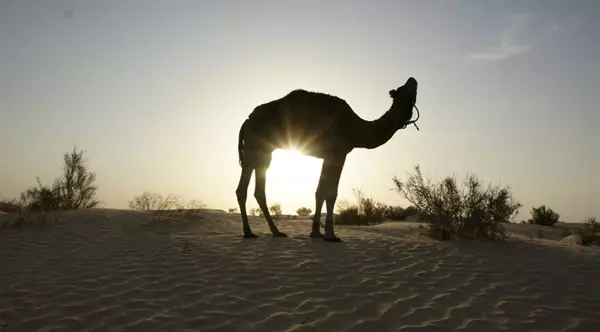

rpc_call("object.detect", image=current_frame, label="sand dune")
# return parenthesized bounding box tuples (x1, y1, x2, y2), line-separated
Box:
(1, 209, 599, 332)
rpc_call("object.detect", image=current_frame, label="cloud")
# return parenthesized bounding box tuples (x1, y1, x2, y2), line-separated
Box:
(469, 14, 535, 61)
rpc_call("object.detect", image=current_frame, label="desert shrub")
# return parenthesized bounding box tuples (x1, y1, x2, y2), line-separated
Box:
(296, 207, 312, 217)
(529, 205, 560, 227)
(336, 189, 386, 226)
(250, 208, 261, 216)
(584, 217, 598, 234)
(579, 217, 600, 246)
(20, 147, 99, 211)
(380, 205, 408, 221)
(0, 198, 21, 214)
(392, 165, 521, 240)
(129, 191, 176, 211)
(1, 196, 58, 228)
(404, 205, 421, 217)
(269, 203, 282, 219)
(228, 208, 238, 213)
(2, 147, 98, 228)
(129, 191, 205, 220)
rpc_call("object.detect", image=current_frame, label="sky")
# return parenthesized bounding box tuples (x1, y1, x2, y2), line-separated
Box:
(1, 0, 598, 222)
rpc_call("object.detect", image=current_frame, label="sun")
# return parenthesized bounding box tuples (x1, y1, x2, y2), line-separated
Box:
(266, 149, 323, 200)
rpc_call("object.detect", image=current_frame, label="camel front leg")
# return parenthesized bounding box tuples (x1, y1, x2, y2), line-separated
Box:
(315, 156, 346, 242)
(310, 160, 330, 238)
(236, 162, 257, 238)
(254, 163, 287, 237)
(310, 189, 326, 238)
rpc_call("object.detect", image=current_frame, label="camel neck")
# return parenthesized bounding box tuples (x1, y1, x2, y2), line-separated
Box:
(354, 110, 399, 149)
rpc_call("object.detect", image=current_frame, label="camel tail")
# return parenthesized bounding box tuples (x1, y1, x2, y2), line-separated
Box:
(238, 119, 248, 167)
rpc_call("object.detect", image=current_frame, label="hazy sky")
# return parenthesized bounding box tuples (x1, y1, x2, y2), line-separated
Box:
(1, 0, 598, 222)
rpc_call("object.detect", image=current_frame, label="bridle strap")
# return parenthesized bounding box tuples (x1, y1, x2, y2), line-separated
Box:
(401, 104, 420, 131)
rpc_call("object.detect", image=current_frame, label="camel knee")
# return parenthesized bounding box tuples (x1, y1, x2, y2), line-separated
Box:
(236, 188, 247, 203)
(254, 191, 266, 204)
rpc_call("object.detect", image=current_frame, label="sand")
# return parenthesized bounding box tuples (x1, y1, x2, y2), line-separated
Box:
(1, 209, 599, 332)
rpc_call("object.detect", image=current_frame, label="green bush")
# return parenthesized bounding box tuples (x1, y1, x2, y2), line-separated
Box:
(392, 165, 521, 240)
(529, 205, 560, 227)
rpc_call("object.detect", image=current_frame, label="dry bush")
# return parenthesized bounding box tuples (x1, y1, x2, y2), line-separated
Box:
(584, 217, 598, 234)
(393, 165, 521, 241)
(129, 191, 205, 221)
(269, 203, 282, 219)
(529, 205, 560, 227)
(296, 207, 312, 217)
(579, 217, 600, 246)
(21, 147, 99, 212)
(228, 208, 238, 213)
(1, 197, 57, 228)
(336, 189, 386, 226)
(0, 197, 20, 214)
(382, 205, 407, 221)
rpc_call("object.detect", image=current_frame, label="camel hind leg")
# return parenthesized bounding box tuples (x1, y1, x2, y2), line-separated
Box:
(236, 159, 257, 238)
(254, 153, 287, 237)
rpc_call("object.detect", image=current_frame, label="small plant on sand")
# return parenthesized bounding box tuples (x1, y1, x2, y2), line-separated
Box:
(528, 205, 560, 227)
(296, 207, 312, 217)
(1, 196, 57, 228)
(578, 217, 600, 246)
(382, 205, 407, 221)
(269, 203, 282, 219)
(392, 165, 521, 240)
(129, 192, 205, 221)
(0, 197, 20, 214)
(228, 208, 238, 213)
(584, 217, 598, 233)
(183, 199, 207, 217)
(336, 189, 386, 226)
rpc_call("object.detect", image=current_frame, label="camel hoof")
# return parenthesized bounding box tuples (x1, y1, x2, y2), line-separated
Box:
(309, 232, 323, 238)
(273, 232, 288, 237)
(323, 235, 342, 242)
(243, 233, 259, 238)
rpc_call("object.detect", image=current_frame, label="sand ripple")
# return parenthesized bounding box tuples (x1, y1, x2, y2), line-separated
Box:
(1, 209, 600, 331)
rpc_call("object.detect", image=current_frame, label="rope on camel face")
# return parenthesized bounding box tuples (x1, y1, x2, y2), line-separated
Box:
(401, 104, 420, 131)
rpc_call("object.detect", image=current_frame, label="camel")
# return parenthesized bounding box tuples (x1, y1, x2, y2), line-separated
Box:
(235, 77, 419, 242)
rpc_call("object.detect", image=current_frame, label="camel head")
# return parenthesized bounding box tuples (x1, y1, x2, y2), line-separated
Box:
(388, 77, 418, 128)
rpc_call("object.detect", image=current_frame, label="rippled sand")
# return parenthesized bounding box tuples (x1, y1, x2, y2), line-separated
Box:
(1, 209, 599, 331)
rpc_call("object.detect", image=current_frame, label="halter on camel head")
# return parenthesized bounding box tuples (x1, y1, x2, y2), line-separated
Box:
(389, 77, 421, 131)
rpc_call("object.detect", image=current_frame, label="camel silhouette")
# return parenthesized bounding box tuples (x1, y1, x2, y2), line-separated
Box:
(236, 77, 419, 242)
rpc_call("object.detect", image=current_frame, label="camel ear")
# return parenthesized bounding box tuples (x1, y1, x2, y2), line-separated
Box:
(389, 89, 396, 98)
